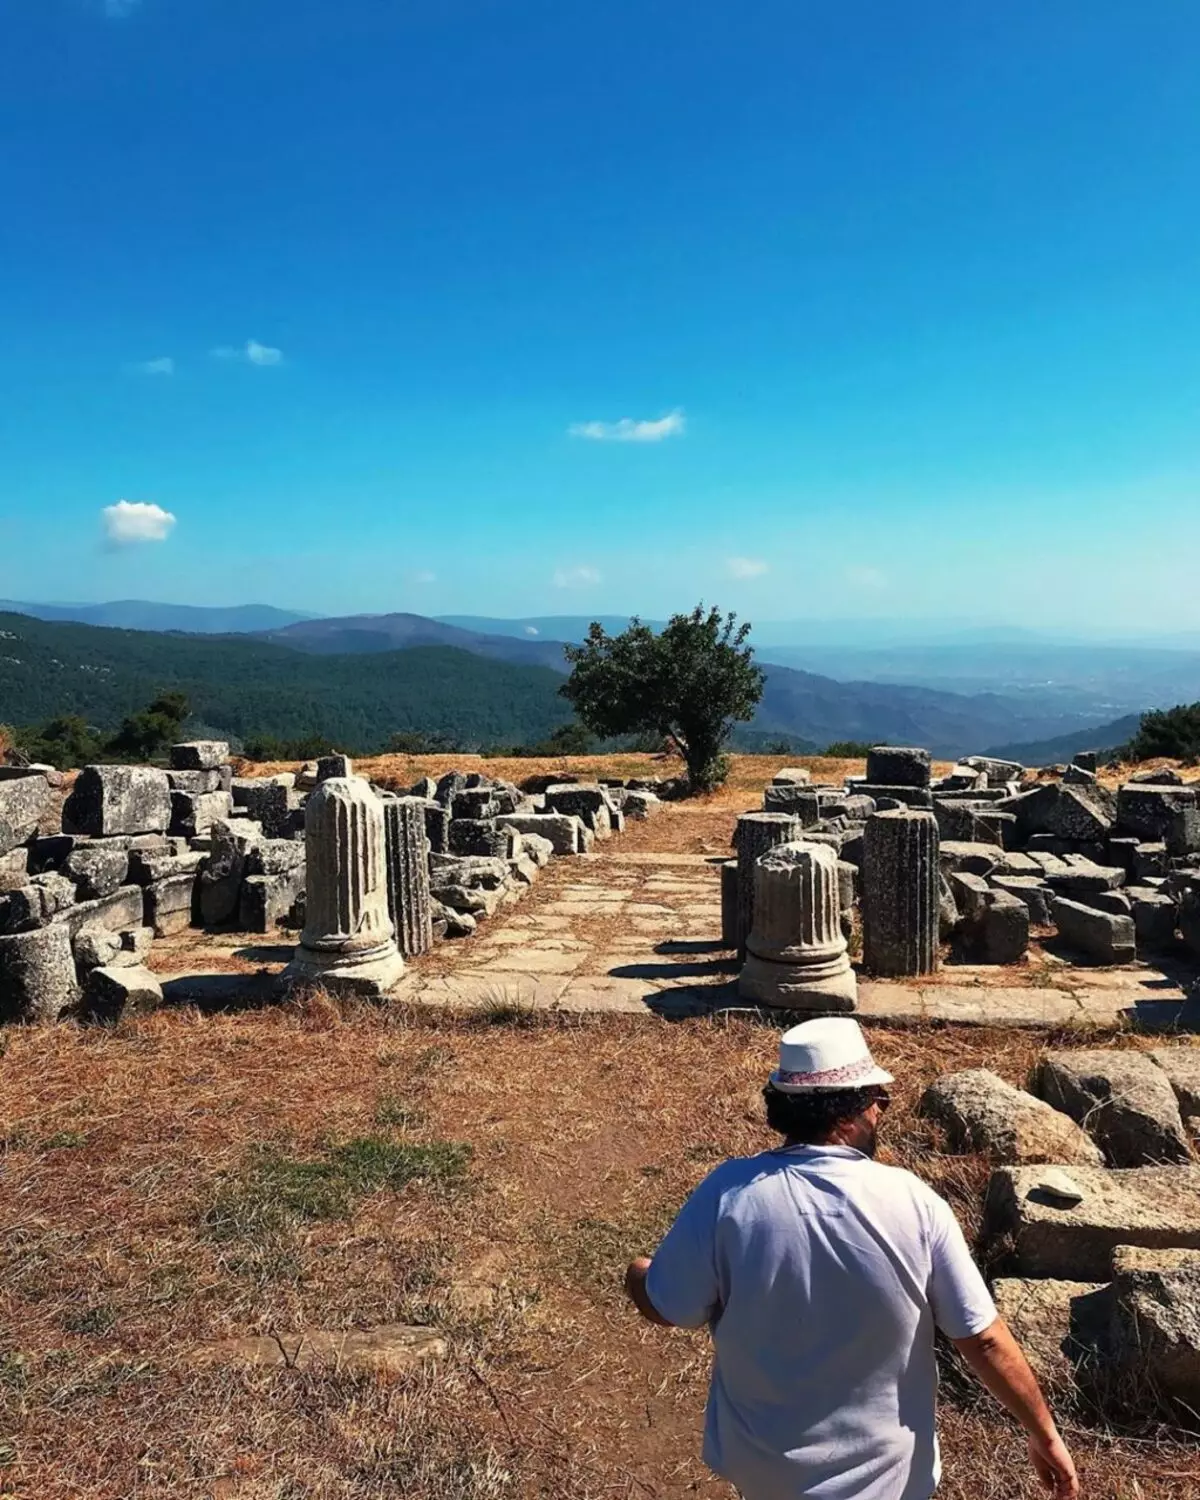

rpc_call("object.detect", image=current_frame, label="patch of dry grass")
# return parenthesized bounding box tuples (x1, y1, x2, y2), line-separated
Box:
(2, 1001, 1197, 1498)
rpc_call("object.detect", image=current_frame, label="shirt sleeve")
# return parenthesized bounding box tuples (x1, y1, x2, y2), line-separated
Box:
(644, 1172, 723, 1329)
(926, 1193, 997, 1341)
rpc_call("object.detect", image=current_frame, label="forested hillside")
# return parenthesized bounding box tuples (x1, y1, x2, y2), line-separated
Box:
(0, 612, 567, 750)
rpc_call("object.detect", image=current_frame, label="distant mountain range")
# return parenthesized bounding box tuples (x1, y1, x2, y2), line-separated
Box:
(253, 612, 571, 672)
(984, 715, 1143, 764)
(0, 598, 313, 634)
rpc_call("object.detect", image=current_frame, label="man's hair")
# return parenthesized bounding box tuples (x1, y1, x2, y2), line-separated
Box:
(763, 1084, 877, 1142)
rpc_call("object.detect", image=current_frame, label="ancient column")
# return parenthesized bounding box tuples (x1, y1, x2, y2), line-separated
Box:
(862, 809, 939, 977)
(720, 859, 739, 949)
(739, 842, 857, 1010)
(282, 777, 405, 996)
(382, 795, 433, 958)
(734, 812, 803, 957)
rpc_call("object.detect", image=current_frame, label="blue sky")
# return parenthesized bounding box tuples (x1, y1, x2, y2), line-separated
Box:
(4, 0, 1200, 630)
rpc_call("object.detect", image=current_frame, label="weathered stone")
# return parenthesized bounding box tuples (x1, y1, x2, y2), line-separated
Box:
(0, 922, 79, 1022)
(1127, 888, 1179, 948)
(0, 874, 77, 934)
(145, 871, 198, 936)
(983, 1164, 1200, 1278)
(62, 844, 130, 900)
(496, 812, 582, 856)
(170, 789, 234, 839)
(382, 797, 433, 959)
(866, 746, 931, 788)
(231, 781, 294, 839)
(542, 784, 616, 834)
(934, 801, 1008, 846)
(432, 883, 497, 917)
(282, 778, 403, 997)
(1045, 860, 1126, 894)
(1071, 888, 1131, 918)
(0, 847, 30, 895)
(127, 848, 205, 886)
(520, 832, 554, 867)
(991, 1278, 1110, 1390)
(622, 789, 659, 819)
(448, 819, 519, 860)
(0, 773, 52, 858)
(83, 963, 163, 1021)
(919, 1069, 1103, 1165)
(238, 870, 304, 933)
(739, 841, 857, 1010)
(64, 766, 171, 838)
(166, 767, 225, 795)
(73, 927, 125, 972)
(948, 870, 990, 921)
(975, 890, 1030, 964)
(762, 784, 822, 820)
(244, 840, 305, 878)
(1117, 784, 1200, 855)
(734, 812, 804, 958)
(316, 754, 353, 782)
(862, 810, 939, 978)
(1109, 1246, 1200, 1410)
(1134, 842, 1170, 881)
(1148, 1049, 1200, 1118)
(1035, 1051, 1191, 1166)
(432, 901, 476, 939)
(1051, 897, 1136, 964)
(1000, 783, 1113, 843)
(55, 885, 145, 940)
(198, 818, 263, 926)
(990, 876, 1054, 926)
(188, 1324, 444, 1376)
(962, 755, 1024, 786)
(170, 741, 229, 771)
(855, 784, 934, 810)
(771, 767, 812, 786)
(938, 842, 1001, 877)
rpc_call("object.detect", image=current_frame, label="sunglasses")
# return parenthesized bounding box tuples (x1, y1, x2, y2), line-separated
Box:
(866, 1090, 892, 1113)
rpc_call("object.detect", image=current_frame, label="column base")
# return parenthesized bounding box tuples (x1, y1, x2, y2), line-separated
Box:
(738, 952, 858, 1011)
(280, 942, 406, 999)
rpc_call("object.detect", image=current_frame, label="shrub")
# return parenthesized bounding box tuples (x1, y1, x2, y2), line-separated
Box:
(1123, 704, 1200, 764)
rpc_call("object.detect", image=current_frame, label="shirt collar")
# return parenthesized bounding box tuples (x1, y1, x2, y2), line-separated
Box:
(773, 1143, 867, 1162)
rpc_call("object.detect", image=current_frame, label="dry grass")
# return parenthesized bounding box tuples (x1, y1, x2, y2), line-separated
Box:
(2, 1002, 1198, 1499)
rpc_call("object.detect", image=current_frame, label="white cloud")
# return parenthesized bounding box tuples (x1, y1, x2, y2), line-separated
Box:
(210, 340, 283, 366)
(845, 565, 887, 590)
(412, 570, 436, 585)
(568, 409, 685, 443)
(553, 565, 602, 589)
(102, 500, 177, 546)
(727, 557, 768, 579)
(133, 356, 174, 376)
(523, 625, 539, 636)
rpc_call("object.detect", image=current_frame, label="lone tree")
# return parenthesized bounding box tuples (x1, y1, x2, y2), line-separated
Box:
(560, 605, 765, 793)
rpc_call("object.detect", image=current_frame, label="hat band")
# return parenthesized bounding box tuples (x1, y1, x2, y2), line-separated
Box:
(776, 1057, 879, 1089)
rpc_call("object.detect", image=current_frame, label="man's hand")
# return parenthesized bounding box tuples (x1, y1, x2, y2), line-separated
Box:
(1027, 1432, 1079, 1498)
(624, 1256, 674, 1327)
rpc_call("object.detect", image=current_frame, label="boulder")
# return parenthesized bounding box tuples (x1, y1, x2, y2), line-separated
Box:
(1035, 1050, 1191, 1166)
(198, 818, 263, 926)
(170, 789, 234, 839)
(1109, 1246, 1200, 1411)
(169, 741, 230, 771)
(865, 746, 931, 788)
(0, 874, 77, 934)
(1127, 888, 1179, 948)
(0, 847, 29, 895)
(0, 921, 80, 1022)
(238, 868, 305, 932)
(991, 1278, 1110, 1390)
(1051, 897, 1136, 964)
(1148, 1048, 1200, 1118)
(0, 773, 52, 856)
(54, 885, 145, 940)
(983, 1164, 1200, 1279)
(144, 871, 198, 936)
(1000, 783, 1113, 843)
(919, 1069, 1103, 1165)
(83, 963, 163, 1021)
(1117, 784, 1200, 855)
(63, 766, 171, 837)
(62, 844, 130, 901)
(990, 876, 1054, 926)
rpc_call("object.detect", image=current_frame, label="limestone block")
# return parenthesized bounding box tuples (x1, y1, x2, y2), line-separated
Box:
(170, 741, 230, 771)
(1000, 783, 1113, 843)
(1127, 888, 1178, 948)
(856, 784, 934, 810)
(432, 900, 476, 939)
(519, 833, 553, 867)
(1109, 1246, 1200, 1410)
(433, 883, 497, 917)
(127, 848, 205, 886)
(919, 1069, 1103, 1165)
(0, 774, 52, 857)
(145, 871, 199, 936)
(55, 885, 145, 940)
(866, 746, 931, 788)
(238, 869, 304, 933)
(992, 1278, 1110, 1390)
(64, 766, 171, 838)
(448, 819, 519, 860)
(0, 874, 77, 935)
(198, 818, 263, 926)
(542, 784, 617, 833)
(73, 927, 142, 973)
(938, 842, 1002, 877)
(1035, 1050, 1191, 1166)
(984, 1164, 1200, 1278)
(762, 784, 821, 820)
(451, 787, 501, 820)
(0, 847, 29, 894)
(62, 844, 130, 901)
(975, 892, 1030, 964)
(496, 813, 582, 856)
(771, 767, 812, 786)
(167, 768, 225, 795)
(407, 776, 438, 800)
(739, 841, 857, 1010)
(1051, 897, 1136, 964)
(949, 871, 990, 921)
(1134, 842, 1170, 881)
(434, 771, 468, 808)
(316, 754, 353, 782)
(734, 812, 804, 958)
(429, 854, 508, 891)
(231, 781, 294, 839)
(862, 810, 939, 978)
(1046, 861, 1126, 894)
(962, 755, 1024, 785)
(0, 922, 80, 1022)
(84, 963, 163, 1022)
(990, 876, 1054, 926)
(170, 789, 234, 839)
(1117, 784, 1200, 855)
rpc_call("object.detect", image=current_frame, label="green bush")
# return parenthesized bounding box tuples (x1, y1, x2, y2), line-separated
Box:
(1123, 704, 1200, 764)
(822, 740, 874, 757)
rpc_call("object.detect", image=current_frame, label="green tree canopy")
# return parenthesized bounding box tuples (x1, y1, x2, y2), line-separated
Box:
(1124, 703, 1200, 764)
(560, 605, 765, 793)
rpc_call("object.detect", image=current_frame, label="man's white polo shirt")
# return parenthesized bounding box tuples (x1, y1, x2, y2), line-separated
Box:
(645, 1143, 997, 1500)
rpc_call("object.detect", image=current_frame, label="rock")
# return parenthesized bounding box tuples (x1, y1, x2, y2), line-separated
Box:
(855, 784, 934, 810)
(1117, 784, 1200, 855)
(1045, 861, 1126, 894)
(1032, 1167, 1087, 1206)
(316, 754, 353, 782)
(1148, 1048, 1200, 1118)
(1134, 842, 1170, 881)
(542, 783, 616, 834)
(496, 812, 585, 856)
(188, 1324, 444, 1376)
(170, 789, 234, 839)
(948, 870, 990, 920)
(771, 767, 812, 786)
(127, 848, 206, 886)
(170, 741, 230, 771)
(762, 784, 821, 819)
(244, 840, 305, 878)
(1000, 783, 1114, 843)
(1051, 897, 1137, 964)
(861, 810, 939, 977)
(990, 876, 1054, 926)
(429, 854, 508, 891)
(167, 767, 226, 795)
(919, 1070, 1103, 1165)
(0, 847, 29, 895)
(983, 1164, 1200, 1279)
(1127, 888, 1179, 948)
(0, 774, 52, 856)
(198, 819, 263, 926)
(238, 870, 304, 933)
(991, 1278, 1109, 1390)
(433, 902, 476, 939)
(231, 781, 295, 839)
(0, 922, 80, 1022)
(0, 874, 77, 934)
(1035, 1050, 1192, 1166)
(83, 963, 163, 1021)
(963, 755, 1024, 786)
(62, 844, 130, 901)
(938, 841, 1002, 877)
(520, 832, 554, 867)
(1109, 1246, 1200, 1411)
(63, 766, 171, 838)
(974, 892, 1030, 963)
(1129, 767, 1185, 785)
(73, 927, 152, 973)
(145, 871, 199, 936)
(448, 819, 519, 860)
(866, 746, 931, 788)
(54, 885, 145, 940)
(432, 884, 496, 917)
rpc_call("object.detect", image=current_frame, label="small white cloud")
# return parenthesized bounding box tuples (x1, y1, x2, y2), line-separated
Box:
(523, 625, 539, 636)
(133, 356, 174, 376)
(210, 340, 283, 366)
(553, 565, 602, 589)
(728, 557, 768, 580)
(568, 409, 685, 443)
(412, 570, 436, 585)
(845, 565, 887, 590)
(102, 500, 177, 546)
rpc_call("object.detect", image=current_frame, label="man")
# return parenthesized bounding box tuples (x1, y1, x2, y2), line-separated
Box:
(625, 1017, 1079, 1500)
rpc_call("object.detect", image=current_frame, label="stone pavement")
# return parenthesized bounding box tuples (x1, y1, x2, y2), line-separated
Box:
(156, 845, 1195, 1034)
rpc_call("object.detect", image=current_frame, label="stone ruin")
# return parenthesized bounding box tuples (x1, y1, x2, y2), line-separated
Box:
(0, 747, 662, 1023)
(722, 745, 1200, 1008)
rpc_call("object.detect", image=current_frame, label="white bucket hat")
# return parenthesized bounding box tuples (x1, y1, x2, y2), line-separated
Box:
(769, 1017, 894, 1094)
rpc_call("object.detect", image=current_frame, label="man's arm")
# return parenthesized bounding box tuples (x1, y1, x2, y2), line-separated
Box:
(953, 1318, 1079, 1499)
(624, 1256, 676, 1327)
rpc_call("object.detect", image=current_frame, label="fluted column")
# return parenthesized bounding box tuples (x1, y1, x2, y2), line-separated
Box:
(739, 841, 857, 1010)
(282, 778, 405, 996)
(734, 811, 804, 958)
(382, 795, 433, 958)
(862, 809, 939, 977)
